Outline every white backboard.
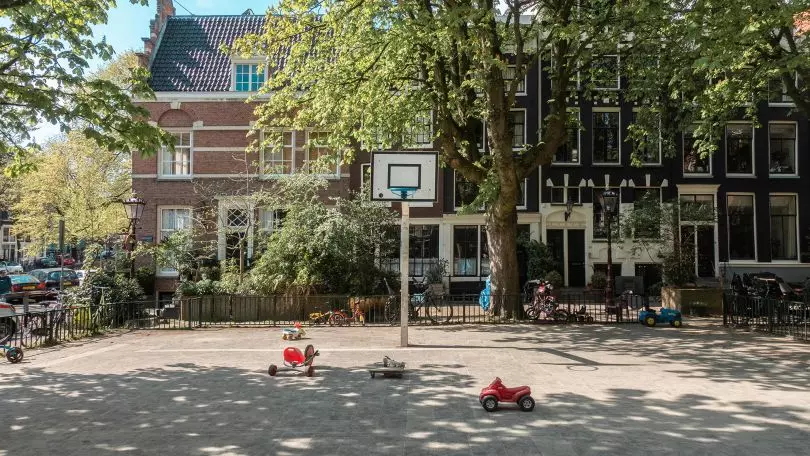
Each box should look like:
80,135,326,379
371,152,438,202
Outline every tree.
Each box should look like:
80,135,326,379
231,0,636,314
0,0,171,175
11,131,131,253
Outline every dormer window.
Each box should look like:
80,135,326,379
234,63,265,92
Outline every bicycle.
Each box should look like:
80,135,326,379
18,300,68,347
411,277,453,324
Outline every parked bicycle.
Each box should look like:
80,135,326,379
525,280,569,322
382,277,453,324
328,300,365,326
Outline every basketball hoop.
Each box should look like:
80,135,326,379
388,186,418,200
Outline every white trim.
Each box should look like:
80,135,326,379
505,65,528,96
133,174,159,179
404,111,435,149
139,92,270,102
452,170,483,211
304,131,341,178
592,54,621,91
591,108,621,165
193,125,252,131
156,206,193,277
630,108,662,166
768,192,800,262
259,129,296,177
725,122,755,177
552,109,580,165
767,121,798,177
726,192,757,262
682,125,712,177
195,147,249,153
231,61,268,92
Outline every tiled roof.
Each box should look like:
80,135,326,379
149,15,267,92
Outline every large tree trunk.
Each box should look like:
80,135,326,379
487,190,521,318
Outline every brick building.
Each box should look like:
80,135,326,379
135,0,810,300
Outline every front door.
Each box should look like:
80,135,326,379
546,230,565,281
680,225,716,279
567,230,586,287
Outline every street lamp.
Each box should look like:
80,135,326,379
602,189,619,321
122,195,146,277
564,197,574,221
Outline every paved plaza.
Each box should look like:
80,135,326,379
2,321,810,455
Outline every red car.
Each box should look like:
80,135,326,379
479,377,535,412
56,254,76,267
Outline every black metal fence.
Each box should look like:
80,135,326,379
724,292,810,342
0,291,654,349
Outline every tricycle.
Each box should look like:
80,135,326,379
639,305,683,328
479,377,534,412
281,322,306,340
268,344,319,377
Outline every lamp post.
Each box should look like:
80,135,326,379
122,195,146,278
602,189,619,321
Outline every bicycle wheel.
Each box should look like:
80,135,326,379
426,294,453,324
384,298,400,325
525,302,540,320
329,313,347,327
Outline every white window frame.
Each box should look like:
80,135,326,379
553,109,580,165
157,206,193,276
158,130,193,179
504,65,527,96
630,108,662,166
726,192,757,262
549,186,582,205
677,193,718,278
405,111,434,149
591,55,620,91
1,226,14,244
725,122,755,177
510,108,527,151
259,208,285,234
517,179,528,210
452,225,489,277
217,199,256,261
453,170,482,211
682,125,712,177
592,108,621,165
768,121,798,177
768,192,800,262
305,131,340,178
231,61,267,92
550,53,581,91
768,72,798,106
260,129,296,177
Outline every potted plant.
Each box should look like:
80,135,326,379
424,259,449,295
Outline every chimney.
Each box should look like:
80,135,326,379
136,0,175,67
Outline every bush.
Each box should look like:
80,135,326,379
591,271,608,290
519,235,559,280
661,250,695,286
424,259,449,284
544,270,563,289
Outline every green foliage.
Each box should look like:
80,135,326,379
64,271,145,306
138,229,214,282
10,132,130,253
590,271,608,290
0,4,172,174
661,250,696,287
135,266,155,296
519,235,559,281
424,259,449,284
247,173,398,295
544,271,564,289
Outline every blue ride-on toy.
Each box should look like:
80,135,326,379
639,306,683,328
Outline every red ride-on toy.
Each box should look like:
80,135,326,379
268,344,319,377
479,377,535,412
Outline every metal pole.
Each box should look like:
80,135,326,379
606,213,615,320
58,219,65,294
400,202,410,347
129,223,136,279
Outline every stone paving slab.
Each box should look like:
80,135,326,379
1,321,810,455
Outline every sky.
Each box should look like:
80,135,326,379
32,0,276,142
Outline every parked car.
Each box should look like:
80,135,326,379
75,269,97,286
0,274,47,303
56,254,76,267
35,256,58,268
0,261,24,274
28,268,80,291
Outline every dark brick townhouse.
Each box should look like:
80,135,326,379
134,0,810,299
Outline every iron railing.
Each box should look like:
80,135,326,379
724,292,810,342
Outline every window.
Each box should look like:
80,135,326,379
259,209,286,233
409,225,440,276
472,119,485,150
683,127,710,175
454,172,479,209
1,226,14,244
262,131,294,175
633,188,661,238
593,187,620,239
554,111,580,163
503,66,526,94
590,55,620,90
726,124,754,175
727,195,755,260
679,194,714,222
306,131,338,175
453,225,489,276
550,187,581,205
517,179,527,209
511,110,526,149
769,123,797,175
159,208,191,275
629,111,661,164
160,132,192,177
770,195,798,260
234,63,264,92
159,208,191,241
406,112,433,147
593,111,620,163
768,74,795,103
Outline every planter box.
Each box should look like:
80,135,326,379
661,286,723,316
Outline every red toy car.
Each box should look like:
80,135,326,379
268,344,319,377
479,377,535,412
